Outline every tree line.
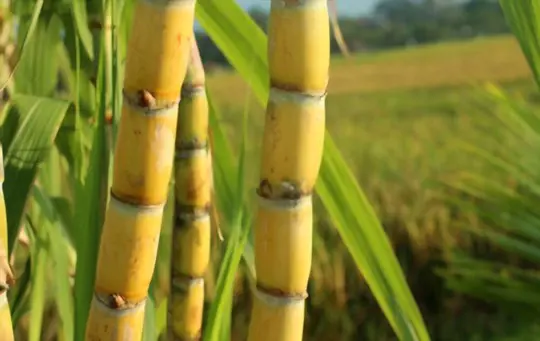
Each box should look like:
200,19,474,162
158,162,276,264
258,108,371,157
196,0,508,69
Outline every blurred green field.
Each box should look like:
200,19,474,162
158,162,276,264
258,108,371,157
201,34,540,340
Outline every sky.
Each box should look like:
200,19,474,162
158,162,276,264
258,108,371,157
235,0,378,16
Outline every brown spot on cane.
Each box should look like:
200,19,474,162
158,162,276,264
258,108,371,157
257,179,307,200
138,89,156,109
258,179,273,198
175,210,191,228
175,205,210,230
105,110,113,125
109,294,127,309
177,138,205,151
279,181,305,200
88,19,115,30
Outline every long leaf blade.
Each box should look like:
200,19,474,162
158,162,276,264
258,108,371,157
1,95,69,254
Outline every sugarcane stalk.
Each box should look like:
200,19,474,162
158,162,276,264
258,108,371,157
247,0,329,340
85,0,196,339
168,37,211,341
0,145,15,341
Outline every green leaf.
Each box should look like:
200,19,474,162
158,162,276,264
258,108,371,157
439,83,540,309
13,14,63,97
26,216,48,341
317,135,429,341
8,253,32,326
203,93,252,341
206,89,256,278
142,295,156,341
441,255,540,307
32,186,74,341
1,0,44,92
72,0,95,60
72,55,109,341
499,0,540,89
50,196,75,242
196,0,268,104
0,94,70,254
206,91,241,229
58,12,96,102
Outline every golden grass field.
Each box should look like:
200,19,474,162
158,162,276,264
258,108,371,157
207,35,532,105
201,34,540,341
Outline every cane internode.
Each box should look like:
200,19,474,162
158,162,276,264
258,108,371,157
169,39,211,341
85,0,196,339
247,0,329,339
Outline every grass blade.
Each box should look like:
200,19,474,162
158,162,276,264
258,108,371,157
32,185,74,341
1,95,69,254
13,14,62,97
26,216,48,341
499,0,540,88
72,59,108,341
317,135,429,341
0,0,44,92
72,0,95,60
203,92,252,341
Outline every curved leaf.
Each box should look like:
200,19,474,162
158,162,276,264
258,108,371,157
72,0,94,60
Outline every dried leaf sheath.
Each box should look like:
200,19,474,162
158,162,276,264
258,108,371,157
169,39,211,341
85,1,196,339
247,0,330,340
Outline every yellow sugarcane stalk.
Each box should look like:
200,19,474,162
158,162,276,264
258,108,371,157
168,38,211,341
247,0,329,340
0,145,15,341
85,0,196,339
